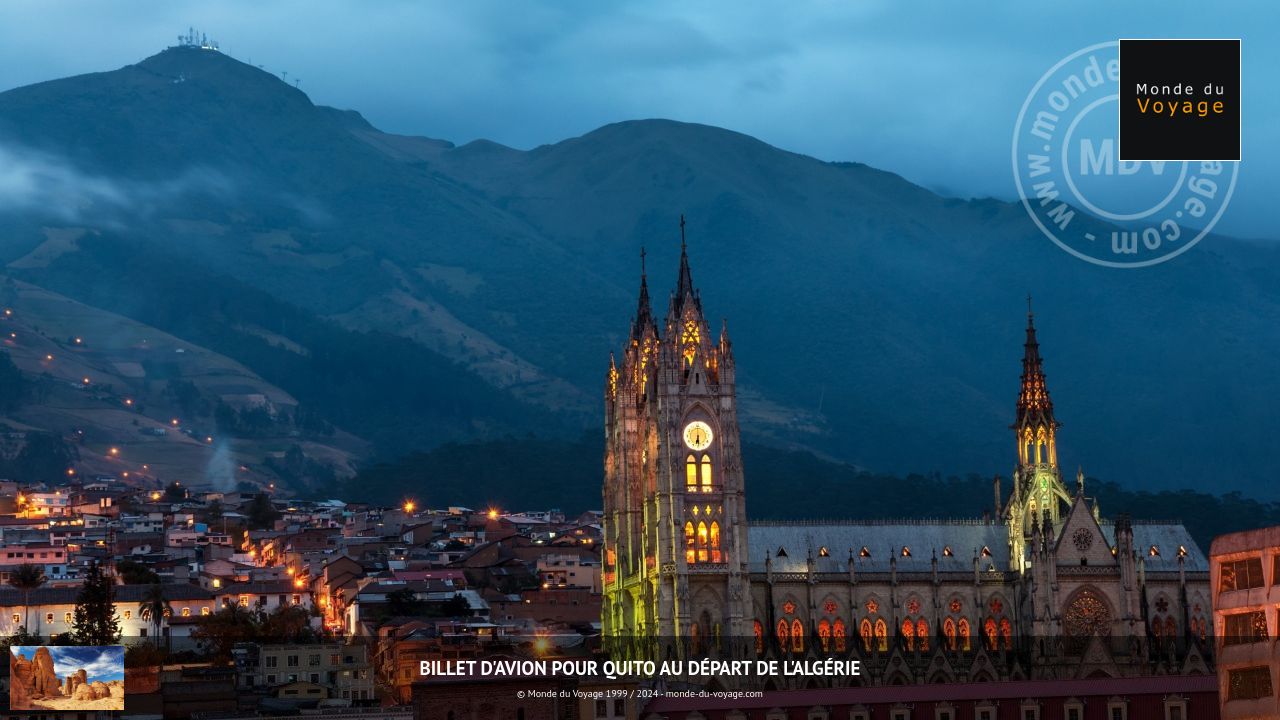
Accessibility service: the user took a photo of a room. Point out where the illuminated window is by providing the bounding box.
[64,612,72,624]
[697,522,709,562]
[11,613,18,624]
[833,618,846,652]
[1000,618,1013,650]
[700,455,713,492]
[984,618,998,650]
[123,610,131,620]
[754,620,763,655]
[859,546,871,558]
[686,455,697,491]
[818,620,831,652]
[684,522,696,564]
[917,618,929,652]
[709,522,722,563]
[902,619,916,651]
[819,546,830,557]
[859,619,873,652]
[777,619,790,649]
[201,607,211,616]
[874,618,888,652]
[901,546,911,557]
[181,607,191,617]
[239,595,249,607]
[944,618,957,651]
[958,618,971,651]
[45,612,54,624]
[689,622,700,655]
[791,618,804,652]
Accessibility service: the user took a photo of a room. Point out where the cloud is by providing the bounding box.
[0,143,235,222]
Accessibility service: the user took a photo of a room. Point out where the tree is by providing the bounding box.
[71,561,120,645]
[205,499,224,522]
[246,493,280,530]
[138,584,173,648]
[163,481,185,503]
[115,559,160,585]
[259,604,317,643]
[191,603,257,664]
[7,564,45,636]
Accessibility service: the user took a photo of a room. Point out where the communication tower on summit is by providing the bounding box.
[175,27,220,51]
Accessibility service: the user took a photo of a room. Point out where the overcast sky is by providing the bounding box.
[0,1,1272,238]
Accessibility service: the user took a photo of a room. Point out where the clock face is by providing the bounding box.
[683,421,714,450]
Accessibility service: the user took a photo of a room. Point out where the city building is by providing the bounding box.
[1210,526,1280,718]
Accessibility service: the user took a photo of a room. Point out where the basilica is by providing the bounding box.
[601,224,1212,685]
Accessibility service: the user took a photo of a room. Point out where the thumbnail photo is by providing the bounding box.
[8,645,125,712]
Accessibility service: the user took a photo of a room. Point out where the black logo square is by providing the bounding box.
[1119,39,1240,161]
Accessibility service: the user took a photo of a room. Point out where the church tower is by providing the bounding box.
[603,218,753,661]
[1005,300,1071,573]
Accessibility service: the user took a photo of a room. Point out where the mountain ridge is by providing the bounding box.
[1,47,1278,498]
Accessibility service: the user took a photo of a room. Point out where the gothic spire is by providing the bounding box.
[670,214,701,319]
[631,247,655,339]
[1015,296,1058,430]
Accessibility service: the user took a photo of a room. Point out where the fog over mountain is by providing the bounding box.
[2,47,1278,498]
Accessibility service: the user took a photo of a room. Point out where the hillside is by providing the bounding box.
[0,272,362,492]
[1,46,1279,497]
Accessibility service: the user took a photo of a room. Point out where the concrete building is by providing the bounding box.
[1211,526,1280,719]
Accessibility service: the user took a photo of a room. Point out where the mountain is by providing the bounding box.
[2,46,1279,497]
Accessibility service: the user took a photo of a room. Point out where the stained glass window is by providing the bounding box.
[833,619,846,652]
[1000,618,1013,650]
[824,599,838,615]
[859,618,873,652]
[917,619,929,652]
[944,618,957,651]
[686,455,697,491]
[1064,589,1111,638]
[902,619,916,651]
[874,618,888,652]
[958,618,971,651]
[984,618,998,650]
[684,522,695,564]
[818,620,831,652]
[791,619,804,653]
[777,619,790,648]
[709,522,722,563]
[700,455,713,492]
[754,620,763,655]
[696,522,709,562]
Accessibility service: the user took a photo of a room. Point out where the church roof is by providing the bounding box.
[1100,521,1209,572]
[748,520,1010,574]
[747,519,1209,574]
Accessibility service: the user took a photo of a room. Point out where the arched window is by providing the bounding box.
[696,522,709,562]
[999,618,1013,650]
[690,621,700,655]
[874,618,888,652]
[943,618,957,651]
[700,454,713,492]
[818,620,831,652]
[709,522,722,563]
[984,618,998,650]
[958,618,971,652]
[684,522,696,564]
[753,620,763,655]
[777,619,790,650]
[859,619,873,652]
[902,619,916,651]
[1164,617,1177,639]
[791,618,804,653]
[686,455,697,491]
[833,619,846,652]
[917,618,929,652]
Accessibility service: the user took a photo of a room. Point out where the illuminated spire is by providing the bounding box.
[1015,296,1058,430]
[670,214,701,319]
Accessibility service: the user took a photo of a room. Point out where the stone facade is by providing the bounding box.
[602,231,1212,685]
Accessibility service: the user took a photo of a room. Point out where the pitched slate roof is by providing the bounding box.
[748,520,1009,574]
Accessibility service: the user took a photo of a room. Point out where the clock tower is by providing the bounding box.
[603,218,753,661]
